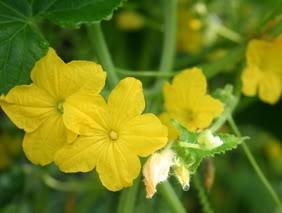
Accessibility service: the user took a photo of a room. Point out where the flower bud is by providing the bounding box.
[174,164,190,191]
[143,149,175,198]
[198,130,223,149]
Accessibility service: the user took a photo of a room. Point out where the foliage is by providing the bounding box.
[0,0,282,213]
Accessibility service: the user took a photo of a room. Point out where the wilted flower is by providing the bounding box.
[143,149,175,198]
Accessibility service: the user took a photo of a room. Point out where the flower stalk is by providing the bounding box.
[193,173,214,213]
[228,116,282,211]
[153,0,177,92]
[158,182,186,213]
[87,23,119,89]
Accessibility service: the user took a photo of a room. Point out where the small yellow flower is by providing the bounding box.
[55,77,168,191]
[143,149,175,198]
[241,35,282,104]
[1,48,106,165]
[265,139,282,161]
[177,9,203,53]
[116,11,145,31]
[162,68,223,137]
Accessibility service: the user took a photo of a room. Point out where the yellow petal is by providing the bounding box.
[163,83,186,111]
[167,94,223,132]
[164,68,207,111]
[241,66,261,96]
[1,84,54,132]
[271,35,282,75]
[258,72,282,104]
[31,48,106,98]
[96,144,141,191]
[31,48,65,97]
[246,39,270,66]
[23,113,67,165]
[159,112,179,140]
[169,109,199,132]
[67,60,106,94]
[120,113,168,157]
[108,77,145,127]
[63,91,109,135]
[55,135,107,172]
[193,95,223,129]
[247,37,282,75]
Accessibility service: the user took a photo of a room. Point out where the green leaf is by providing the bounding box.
[43,0,126,27]
[0,0,125,94]
[0,0,48,94]
[200,133,245,158]
[171,119,198,143]
[173,131,246,173]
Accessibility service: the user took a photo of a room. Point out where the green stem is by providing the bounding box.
[42,173,87,192]
[217,25,242,43]
[153,0,177,90]
[227,116,282,211]
[210,92,239,133]
[158,182,186,213]
[116,67,174,78]
[117,176,141,213]
[138,31,159,70]
[193,173,214,213]
[87,23,119,89]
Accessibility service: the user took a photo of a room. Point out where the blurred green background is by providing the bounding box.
[1,0,282,212]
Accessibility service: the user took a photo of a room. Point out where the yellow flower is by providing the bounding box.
[143,149,175,198]
[241,35,282,104]
[55,77,168,191]
[116,11,145,31]
[1,48,106,166]
[265,139,282,161]
[162,68,223,137]
[177,9,203,53]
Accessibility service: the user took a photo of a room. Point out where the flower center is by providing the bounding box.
[109,130,119,141]
[185,109,195,122]
[56,100,64,114]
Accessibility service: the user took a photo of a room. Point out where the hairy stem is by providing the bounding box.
[193,173,214,213]
[228,116,282,211]
[117,176,141,213]
[159,182,186,213]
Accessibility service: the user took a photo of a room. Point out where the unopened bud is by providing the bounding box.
[174,165,190,191]
[198,130,223,150]
[143,149,175,198]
